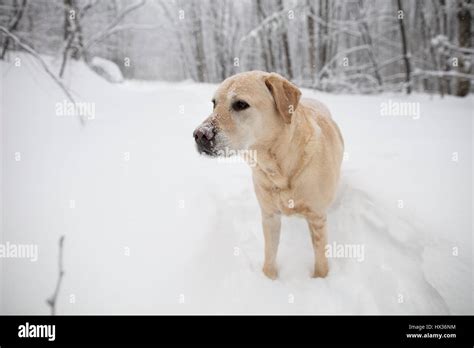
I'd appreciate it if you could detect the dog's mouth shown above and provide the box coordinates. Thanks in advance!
[195,142,218,157]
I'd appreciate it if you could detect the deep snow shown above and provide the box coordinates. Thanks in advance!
[1,55,472,314]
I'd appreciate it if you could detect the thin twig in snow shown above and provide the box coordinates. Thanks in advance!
[46,235,65,316]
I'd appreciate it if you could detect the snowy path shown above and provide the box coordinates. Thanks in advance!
[1,56,472,314]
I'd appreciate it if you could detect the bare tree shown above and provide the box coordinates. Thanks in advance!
[1,0,471,96]
[355,0,383,89]
[318,0,329,78]
[256,0,275,72]
[59,0,84,77]
[306,0,316,83]
[396,0,412,93]
[276,0,292,79]
[189,1,207,82]
[456,0,472,96]
[0,0,27,59]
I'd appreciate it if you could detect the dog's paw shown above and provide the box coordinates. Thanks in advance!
[263,265,278,280]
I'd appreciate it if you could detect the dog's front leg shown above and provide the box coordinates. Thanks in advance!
[261,211,281,280]
[307,215,329,278]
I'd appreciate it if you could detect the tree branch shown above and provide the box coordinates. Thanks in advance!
[316,44,371,82]
[0,26,76,104]
[83,0,146,51]
[412,69,474,80]
[97,23,163,37]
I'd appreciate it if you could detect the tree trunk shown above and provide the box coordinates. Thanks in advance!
[357,0,383,89]
[211,2,225,81]
[191,2,207,82]
[59,0,85,77]
[318,0,328,79]
[306,0,316,84]
[256,0,270,72]
[456,0,471,96]
[71,7,85,61]
[277,0,292,79]
[396,0,412,94]
[59,0,73,77]
[439,0,452,94]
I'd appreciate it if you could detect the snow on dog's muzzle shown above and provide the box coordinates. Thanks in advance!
[193,123,217,156]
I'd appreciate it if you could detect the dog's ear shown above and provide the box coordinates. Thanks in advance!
[265,73,301,124]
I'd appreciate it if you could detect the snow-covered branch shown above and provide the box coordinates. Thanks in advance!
[96,23,163,37]
[83,0,146,51]
[412,69,474,80]
[239,4,305,46]
[432,35,474,54]
[317,45,371,81]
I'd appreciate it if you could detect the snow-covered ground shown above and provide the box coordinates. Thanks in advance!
[1,55,472,314]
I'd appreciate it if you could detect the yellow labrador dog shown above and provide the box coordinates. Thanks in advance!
[193,71,344,279]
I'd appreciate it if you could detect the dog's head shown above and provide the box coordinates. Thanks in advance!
[193,71,301,157]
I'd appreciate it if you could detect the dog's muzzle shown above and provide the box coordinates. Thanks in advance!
[193,123,217,156]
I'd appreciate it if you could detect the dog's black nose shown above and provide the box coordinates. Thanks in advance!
[193,124,216,155]
[193,126,215,142]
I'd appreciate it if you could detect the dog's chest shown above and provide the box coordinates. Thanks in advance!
[271,186,310,216]
[252,166,314,216]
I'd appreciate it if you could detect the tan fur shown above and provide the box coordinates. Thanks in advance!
[194,71,344,279]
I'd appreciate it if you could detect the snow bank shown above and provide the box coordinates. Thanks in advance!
[0,54,472,314]
[89,57,124,83]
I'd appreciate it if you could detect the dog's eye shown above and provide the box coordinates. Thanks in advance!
[232,100,250,112]
[212,99,216,109]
